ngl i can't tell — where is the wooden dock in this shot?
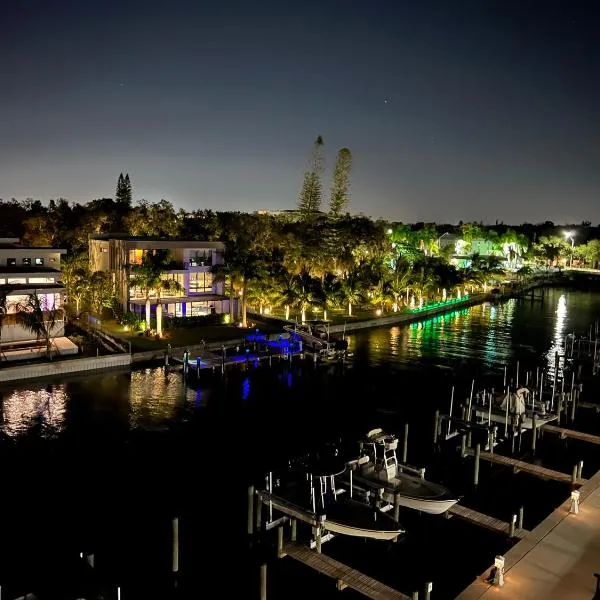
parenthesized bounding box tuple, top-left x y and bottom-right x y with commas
(542, 424, 600, 445)
(446, 504, 529, 539)
(283, 542, 410, 600)
(465, 448, 586, 484)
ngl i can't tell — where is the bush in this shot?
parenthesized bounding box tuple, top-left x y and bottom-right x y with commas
(120, 311, 145, 331)
(166, 313, 227, 329)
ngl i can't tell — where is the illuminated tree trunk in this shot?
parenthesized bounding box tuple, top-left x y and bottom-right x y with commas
(285, 305, 290, 320)
(323, 309, 328, 321)
(145, 298, 151, 330)
(156, 303, 163, 337)
(348, 302, 352, 317)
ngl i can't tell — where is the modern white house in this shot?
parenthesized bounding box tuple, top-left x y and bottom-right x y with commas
(88, 235, 236, 321)
(0, 238, 78, 361)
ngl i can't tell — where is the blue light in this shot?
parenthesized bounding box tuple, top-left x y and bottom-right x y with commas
(242, 377, 251, 401)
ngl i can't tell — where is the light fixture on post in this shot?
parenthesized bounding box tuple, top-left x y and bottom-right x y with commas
(570, 489, 580, 514)
(563, 231, 576, 267)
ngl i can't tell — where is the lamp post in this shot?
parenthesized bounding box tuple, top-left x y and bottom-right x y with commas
(564, 231, 575, 267)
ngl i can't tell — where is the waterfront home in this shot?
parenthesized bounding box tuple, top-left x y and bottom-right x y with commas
(88, 234, 236, 320)
(0, 238, 78, 361)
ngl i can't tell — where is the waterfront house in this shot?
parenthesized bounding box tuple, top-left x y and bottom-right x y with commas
(88, 235, 236, 321)
(0, 238, 77, 361)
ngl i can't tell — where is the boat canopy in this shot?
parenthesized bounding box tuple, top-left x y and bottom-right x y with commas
(499, 388, 528, 415)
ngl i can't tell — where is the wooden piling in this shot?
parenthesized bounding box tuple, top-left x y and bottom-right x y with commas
(403, 423, 409, 463)
(433, 410, 439, 444)
(461, 434, 466, 458)
(412, 592, 419, 600)
(256, 494, 263, 531)
(172, 517, 179, 574)
(393, 492, 400, 523)
(86, 553, 95, 569)
(277, 526, 286, 558)
(509, 514, 516, 538)
(572, 465, 578, 485)
(291, 518, 297, 542)
(424, 582, 432, 600)
(578, 460, 584, 480)
(518, 506, 524, 530)
(248, 485, 255, 535)
(532, 414, 537, 452)
(474, 443, 481, 486)
(260, 563, 267, 600)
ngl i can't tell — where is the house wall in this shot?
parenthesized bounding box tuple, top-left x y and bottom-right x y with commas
(1, 320, 65, 343)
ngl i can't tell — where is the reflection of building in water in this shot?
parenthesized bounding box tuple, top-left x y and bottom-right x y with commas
(129, 369, 198, 428)
(1, 386, 66, 437)
(546, 294, 567, 380)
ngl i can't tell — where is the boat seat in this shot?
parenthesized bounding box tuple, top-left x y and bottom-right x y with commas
(385, 440, 398, 451)
(358, 455, 370, 466)
(367, 428, 383, 439)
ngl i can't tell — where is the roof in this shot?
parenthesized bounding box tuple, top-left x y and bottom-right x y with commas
(0, 244, 66, 252)
(89, 234, 224, 249)
(0, 283, 64, 293)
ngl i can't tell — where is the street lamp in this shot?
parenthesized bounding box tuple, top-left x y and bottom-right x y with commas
(563, 231, 575, 267)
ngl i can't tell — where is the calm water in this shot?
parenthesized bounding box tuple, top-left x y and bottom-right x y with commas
(1, 288, 600, 599)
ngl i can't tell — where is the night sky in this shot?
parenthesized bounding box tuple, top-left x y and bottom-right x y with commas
(1, 0, 599, 223)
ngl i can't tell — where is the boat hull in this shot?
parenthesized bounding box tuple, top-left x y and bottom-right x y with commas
(324, 518, 401, 541)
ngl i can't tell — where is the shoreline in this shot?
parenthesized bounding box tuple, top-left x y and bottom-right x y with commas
(0, 278, 559, 384)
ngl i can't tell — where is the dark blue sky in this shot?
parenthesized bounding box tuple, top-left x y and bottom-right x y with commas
(1, 0, 599, 223)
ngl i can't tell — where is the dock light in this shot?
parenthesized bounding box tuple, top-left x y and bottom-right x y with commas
(376, 309, 382, 316)
(570, 490, 580, 514)
(494, 555, 505, 586)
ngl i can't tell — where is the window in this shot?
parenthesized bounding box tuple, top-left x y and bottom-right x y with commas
(35, 257, 44, 265)
(7, 278, 27, 284)
(101, 248, 108, 253)
(189, 250, 212, 266)
(28, 277, 54, 284)
(7, 258, 16, 266)
(189, 272, 213, 292)
(22, 258, 31, 266)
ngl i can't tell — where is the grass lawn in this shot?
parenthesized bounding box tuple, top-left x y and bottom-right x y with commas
(101, 319, 281, 353)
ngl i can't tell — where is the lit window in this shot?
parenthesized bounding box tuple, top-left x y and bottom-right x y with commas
(22, 258, 31, 266)
(7, 258, 16, 266)
(35, 257, 44, 265)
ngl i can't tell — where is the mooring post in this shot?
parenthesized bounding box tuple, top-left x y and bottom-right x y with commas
(461, 433, 466, 458)
(256, 494, 262, 531)
(86, 553, 95, 569)
(578, 460, 584, 480)
(393, 492, 400, 523)
(509, 514, 516, 538)
(433, 410, 439, 444)
(572, 465, 578, 485)
(424, 581, 433, 600)
(467, 429, 472, 449)
(260, 564, 267, 600)
(518, 506, 524, 530)
(571, 390, 577, 422)
(532, 414, 537, 452)
(248, 485, 255, 535)
(117, 587, 121, 600)
(403, 423, 409, 463)
(291, 518, 297, 542)
(172, 517, 179, 575)
(474, 443, 481, 486)
(277, 525, 286, 558)
(412, 592, 419, 600)
(316, 523, 323, 554)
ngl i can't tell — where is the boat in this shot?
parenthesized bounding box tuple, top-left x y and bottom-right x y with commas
(272, 449, 404, 541)
(283, 320, 349, 359)
(346, 429, 460, 515)
(473, 387, 558, 430)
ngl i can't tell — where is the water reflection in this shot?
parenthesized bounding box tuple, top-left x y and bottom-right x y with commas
(1, 385, 67, 437)
(546, 293, 567, 380)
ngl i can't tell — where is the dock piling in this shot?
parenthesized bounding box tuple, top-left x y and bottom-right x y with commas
(291, 518, 297, 541)
(403, 423, 409, 463)
(532, 415, 537, 452)
(433, 410, 439, 445)
(86, 553, 95, 569)
(572, 465, 578, 485)
(260, 564, 267, 600)
(248, 485, 255, 535)
(474, 443, 481, 486)
(509, 514, 516, 538)
(412, 592, 419, 600)
(424, 581, 433, 600)
(578, 460, 584, 480)
(172, 517, 179, 574)
(277, 526, 286, 558)
(461, 434, 466, 458)
(518, 506, 524, 530)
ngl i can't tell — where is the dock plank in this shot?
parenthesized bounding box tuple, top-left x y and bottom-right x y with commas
(447, 504, 529, 539)
(542, 424, 600, 445)
(283, 542, 410, 600)
(465, 448, 586, 484)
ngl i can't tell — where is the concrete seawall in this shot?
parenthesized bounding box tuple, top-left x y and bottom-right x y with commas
(0, 353, 132, 383)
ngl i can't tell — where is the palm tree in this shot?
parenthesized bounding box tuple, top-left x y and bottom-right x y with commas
(289, 271, 321, 323)
(16, 293, 62, 359)
(130, 250, 182, 335)
(341, 271, 364, 317)
(320, 272, 342, 321)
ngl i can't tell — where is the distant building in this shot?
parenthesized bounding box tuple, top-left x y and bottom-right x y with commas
(0, 238, 76, 360)
(88, 235, 235, 319)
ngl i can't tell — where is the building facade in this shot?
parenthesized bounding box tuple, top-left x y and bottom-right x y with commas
(89, 235, 235, 319)
(0, 238, 66, 346)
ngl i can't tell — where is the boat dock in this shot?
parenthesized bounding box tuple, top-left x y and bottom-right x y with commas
(446, 504, 529, 539)
(541, 424, 600, 445)
(464, 447, 586, 484)
(283, 542, 411, 600)
(456, 469, 600, 599)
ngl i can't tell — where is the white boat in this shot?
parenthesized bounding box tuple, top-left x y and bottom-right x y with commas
(283, 321, 348, 359)
(347, 429, 460, 515)
(275, 452, 404, 541)
(474, 387, 558, 430)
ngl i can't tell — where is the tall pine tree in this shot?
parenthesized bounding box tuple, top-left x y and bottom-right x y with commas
(329, 148, 353, 217)
(115, 172, 132, 207)
(297, 135, 325, 218)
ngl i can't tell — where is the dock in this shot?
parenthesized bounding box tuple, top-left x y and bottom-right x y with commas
(456, 469, 600, 599)
(446, 504, 529, 539)
(542, 424, 600, 445)
(283, 542, 410, 600)
(465, 448, 586, 484)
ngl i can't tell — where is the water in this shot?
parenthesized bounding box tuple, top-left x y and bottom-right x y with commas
(1, 288, 600, 599)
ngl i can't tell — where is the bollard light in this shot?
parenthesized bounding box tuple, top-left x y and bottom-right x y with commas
(570, 490, 580, 514)
(494, 555, 505, 587)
